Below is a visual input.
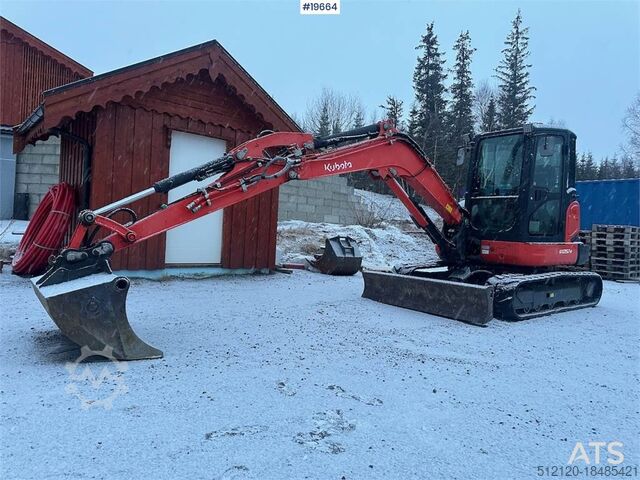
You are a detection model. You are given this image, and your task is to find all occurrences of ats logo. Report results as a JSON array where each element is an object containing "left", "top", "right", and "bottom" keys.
[
  {"left": 568, "top": 441, "right": 624, "bottom": 465},
  {"left": 323, "top": 161, "right": 353, "bottom": 173}
]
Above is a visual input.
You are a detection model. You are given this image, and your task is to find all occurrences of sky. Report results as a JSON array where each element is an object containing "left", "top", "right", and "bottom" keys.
[{"left": 1, "top": 0, "right": 638, "bottom": 159}]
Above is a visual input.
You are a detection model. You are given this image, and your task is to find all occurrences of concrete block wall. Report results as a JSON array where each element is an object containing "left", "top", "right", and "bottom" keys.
[
  {"left": 14, "top": 137, "right": 60, "bottom": 218},
  {"left": 279, "top": 176, "right": 364, "bottom": 225}
]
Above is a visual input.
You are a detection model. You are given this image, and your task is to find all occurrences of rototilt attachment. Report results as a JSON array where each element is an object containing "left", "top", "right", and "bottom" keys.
[
  {"left": 309, "top": 236, "right": 362, "bottom": 276},
  {"left": 32, "top": 244, "right": 162, "bottom": 361}
]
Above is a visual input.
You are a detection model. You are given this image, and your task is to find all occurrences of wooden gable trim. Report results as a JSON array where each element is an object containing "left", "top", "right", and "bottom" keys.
[{"left": 0, "top": 16, "right": 92, "bottom": 77}]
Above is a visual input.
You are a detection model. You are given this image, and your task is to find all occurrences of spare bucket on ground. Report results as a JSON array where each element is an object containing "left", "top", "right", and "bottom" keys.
[{"left": 310, "top": 236, "right": 362, "bottom": 275}]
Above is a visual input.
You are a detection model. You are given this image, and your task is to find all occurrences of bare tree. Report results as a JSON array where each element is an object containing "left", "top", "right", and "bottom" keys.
[
  {"left": 622, "top": 92, "right": 640, "bottom": 162},
  {"left": 302, "top": 88, "right": 364, "bottom": 136},
  {"left": 473, "top": 79, "right": 495, "bottom": 131},
  {"left": 369, "top": 108, "right": 380, "bottom": 125}
]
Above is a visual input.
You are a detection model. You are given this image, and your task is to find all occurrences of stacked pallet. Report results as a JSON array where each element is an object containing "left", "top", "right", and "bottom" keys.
[{"left": 590, "top": 225, "right": 640, "bottom": 280}]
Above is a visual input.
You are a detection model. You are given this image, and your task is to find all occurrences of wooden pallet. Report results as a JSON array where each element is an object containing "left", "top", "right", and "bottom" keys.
[
  {"left": 584, "top": 225, "right": 640, "bottom": 279},
  {"left": 591, "top": 235, "right": 640, "bottom": 246},
  {"left": 591, "top": 226, "right": 640, "bottom": 252},
  {"left": 591, "top": 255, "right": 640, "bottom": 265},
  {"left": 590, "top": 247, "right": 640, "bottom": 259},
  {"left": 593, "top": 225, "right": 639, "bottom": 234},
  {"left": 592, "top": 269, "right": 640, "bottom": 281},
  {"left": 590, "top": 257, "right": 640, "bottom": 279}
]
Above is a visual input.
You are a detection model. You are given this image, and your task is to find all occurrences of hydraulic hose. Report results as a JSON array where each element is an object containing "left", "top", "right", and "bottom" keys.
[{"left": 12, "top": 183, "right": 75, "bottom": 276}]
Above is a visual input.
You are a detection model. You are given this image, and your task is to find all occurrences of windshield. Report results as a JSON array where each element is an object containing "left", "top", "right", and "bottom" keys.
[{"left": 473, "top": 134, "right": 524, "bottom": 196}]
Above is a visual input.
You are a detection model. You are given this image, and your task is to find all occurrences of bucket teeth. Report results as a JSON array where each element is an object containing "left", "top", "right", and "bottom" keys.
[
  {"left": 32, "top": 272, "right": 163, "bottom": 361},
  {"left": 362, "top": 270, "right": 494, "bottom": 326}
]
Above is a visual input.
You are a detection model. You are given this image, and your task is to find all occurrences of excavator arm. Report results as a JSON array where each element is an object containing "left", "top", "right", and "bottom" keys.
[{"left": 62, "top": 122, "right": 463, "bottom": 261}]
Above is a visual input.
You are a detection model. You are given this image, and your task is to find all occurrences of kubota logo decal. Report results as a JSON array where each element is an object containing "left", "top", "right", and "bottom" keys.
[{"left": 323, "top": 161, "right": 353, "bottom": 173}]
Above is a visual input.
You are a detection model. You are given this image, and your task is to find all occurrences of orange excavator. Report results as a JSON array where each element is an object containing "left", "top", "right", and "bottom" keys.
[{"left": 32, "top": 121, "right": 602, "bottom": 360}]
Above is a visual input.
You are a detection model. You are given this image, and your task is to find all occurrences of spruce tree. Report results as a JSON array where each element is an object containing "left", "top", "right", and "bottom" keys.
[
  {"left": 584, "top": 152, "right": 597, "bottom": 180},
  {"left": 443, "top": 30, "right": 476, "bottom": 192},
  {"left": 495, "top": 10, "right": 535, "bottom": 128},
  {"left": 317, "top": 103, "right": 331, "bottom": 137},
  {"left": 446, "top": 31, "right": 475, "bottom": 139},
  {"left": 380, "top": 95, "right": 405, "bottom": 130},
  {"left": 621, "top": 154, "right": 639, "bottom": 178},
  {"left": 576, "top": 153, "right": 586, "bottom": 181},
  {"left": 598, "top": 157, "right": 611, "bottom": 180},
  {"left": 409, "top": 22, "right": 447, "bottom": 164},
  {"left": 352, "top": 107, "right": 365, "bottom": 128},
  {"left": 481, "top": 95, "right": 497, "bottom": 132},
  {"left": 609, "top": 156, "right": 622, "bottom": 178}
]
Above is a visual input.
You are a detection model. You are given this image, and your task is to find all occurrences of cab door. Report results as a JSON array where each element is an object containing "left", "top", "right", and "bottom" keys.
[{"left": 525, "top": 133, "right": 568, "bottom": 242}]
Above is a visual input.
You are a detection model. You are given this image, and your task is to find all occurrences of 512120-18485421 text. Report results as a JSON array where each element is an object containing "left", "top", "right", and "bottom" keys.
[{"left": 536, "top": 465, "right": 638, "bottom": 477}]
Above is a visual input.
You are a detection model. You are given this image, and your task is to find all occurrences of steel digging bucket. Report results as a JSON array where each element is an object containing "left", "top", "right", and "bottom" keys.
[
  {"left": 361, "top": 270, "right": 494, "bottom": 326},
  {"left": 310, "top": 236, "right": 362, "bottom": 275},
  {"left": 32, "top": 272, "right": 163, "bottom": 360}
]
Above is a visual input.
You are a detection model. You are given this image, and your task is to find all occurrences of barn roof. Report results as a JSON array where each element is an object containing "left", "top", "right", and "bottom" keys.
[
  {"left": 14, "top": 40, "right": 299, "bottom": 148},
  {"left": 0, "top": 16, "right": 92, "bottom": 77}
]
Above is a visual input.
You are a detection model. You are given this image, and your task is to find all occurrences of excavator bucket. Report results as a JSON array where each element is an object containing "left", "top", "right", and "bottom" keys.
[
  {"left": 361, "top": 270, "right": 494, "bottom": 326},
  {"left": 310, "top": 236, "right": 362, "bottom": 276},
  {"left": 32, "top": 272, "right": 163, "bottom": 360}
]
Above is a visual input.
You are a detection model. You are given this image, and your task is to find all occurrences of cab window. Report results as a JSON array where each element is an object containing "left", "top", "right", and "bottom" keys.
[{"left": 474, "top": 134, "right": 524, "bottom": 196}]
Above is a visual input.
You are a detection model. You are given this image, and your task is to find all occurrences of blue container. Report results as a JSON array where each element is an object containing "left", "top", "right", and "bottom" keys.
[{"left": 576, "top": 179, "right": 640, "bottom": 230}]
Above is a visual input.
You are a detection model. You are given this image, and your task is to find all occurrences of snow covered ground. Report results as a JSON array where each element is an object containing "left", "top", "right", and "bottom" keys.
[
  {"left": 0, "top": 219, "right": 28, "bottom": 246},
  {"left": 1, "top": 193, "right": 639, "bottom": 478},
  {"left": 1, "top": 270, "right": 638, "bottom": 480},
  {"left": 278, "top": 189, "right": 441, "bottom": 270},
  {"left": 0, "top": 220, "right": 27, "bottom": 266},
  {"left": 278, "top": 220, "right": 438, "bottom": 270}
]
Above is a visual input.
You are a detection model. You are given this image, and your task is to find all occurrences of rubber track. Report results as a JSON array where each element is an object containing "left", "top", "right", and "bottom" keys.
[{"left": 488, "top": 270, "right": 603, "bottom": 321}]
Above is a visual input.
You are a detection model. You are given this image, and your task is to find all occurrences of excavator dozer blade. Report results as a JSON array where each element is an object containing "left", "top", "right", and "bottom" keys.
[
  {"left": 361, "top": 270, "right": 494, "bottom": 326},
  {"left": 32, "top": 272, "right": 163, "bottom": 360}
]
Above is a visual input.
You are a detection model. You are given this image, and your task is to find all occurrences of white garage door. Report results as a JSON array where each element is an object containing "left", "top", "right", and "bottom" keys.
[{"left": 165, "top": 131, "right": 226, "bottom": 265}]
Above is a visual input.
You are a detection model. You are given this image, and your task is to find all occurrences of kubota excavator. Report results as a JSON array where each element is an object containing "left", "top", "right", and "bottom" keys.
[{"left": 32, "top": 121, "right": 602, "bottom": 360}]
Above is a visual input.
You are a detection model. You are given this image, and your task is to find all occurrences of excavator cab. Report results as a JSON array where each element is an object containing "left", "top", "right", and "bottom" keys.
[{"left": 466, "top": 126, "right": 578, "bottom": 245}]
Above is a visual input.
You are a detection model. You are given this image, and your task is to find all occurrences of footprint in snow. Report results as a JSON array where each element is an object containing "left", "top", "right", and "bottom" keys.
[
  {"left": 327, "top": 384, "right": 383, "bottom": 406},
  {"left": 276, "top": 380, "right": 297, "bottom": 396},
  {"left": 218, "top": 465, "right": 250, "bottom": 480},
  {"left": 294, "top": 409, "right": 355, "bottom": 454},
  {"left": 205, "top": 425, "right": 268, "bottom": 440}
]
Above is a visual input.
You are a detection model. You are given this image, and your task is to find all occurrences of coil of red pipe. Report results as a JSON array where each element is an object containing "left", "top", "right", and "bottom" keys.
[{"left": 12, "top": 183, "right": 75, "bottom": 276}]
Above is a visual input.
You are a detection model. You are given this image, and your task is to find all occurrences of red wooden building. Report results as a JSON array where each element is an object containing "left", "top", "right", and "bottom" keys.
[
  {"left": 14, "top": 40, "right": 299, "bottom": 271},
  {"left": 0, "top": 16, "right": 92, "bottom": 127},
  {"left": 0, "top": 16, "right": 92, "bottom": 219}
]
